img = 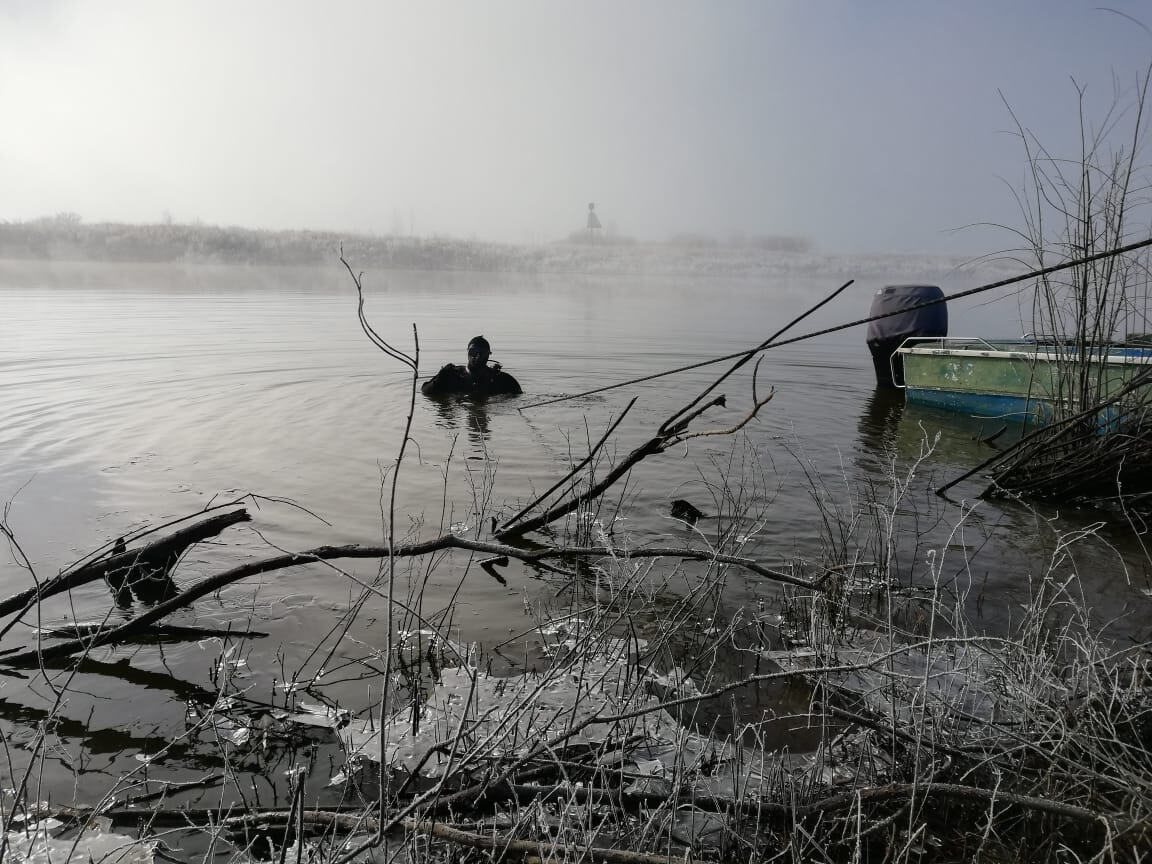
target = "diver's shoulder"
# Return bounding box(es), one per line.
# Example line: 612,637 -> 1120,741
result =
421,363 -> 467,395
492,369 -> 522,395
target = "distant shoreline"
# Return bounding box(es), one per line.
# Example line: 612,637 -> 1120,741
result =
0,218 -> 1006,280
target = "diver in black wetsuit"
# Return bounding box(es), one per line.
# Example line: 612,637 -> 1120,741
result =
421,335 -> 522,397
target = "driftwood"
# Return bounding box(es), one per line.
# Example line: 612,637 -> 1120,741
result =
0,508 -> 250,631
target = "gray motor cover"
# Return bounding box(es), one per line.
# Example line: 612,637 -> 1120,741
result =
866,284 -> 947,344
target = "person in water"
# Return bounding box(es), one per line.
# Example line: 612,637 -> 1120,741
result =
421,335 -> 522,397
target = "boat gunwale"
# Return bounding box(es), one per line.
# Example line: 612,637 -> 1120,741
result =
896,339 -> 1152,366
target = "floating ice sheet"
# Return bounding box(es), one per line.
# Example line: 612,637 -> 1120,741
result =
3,818 -> 154,864
766,630 -> 1021,726
338,652 -> 683,775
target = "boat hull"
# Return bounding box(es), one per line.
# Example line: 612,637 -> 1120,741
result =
902,387 -> 1052,420
897,341 -> 1152,425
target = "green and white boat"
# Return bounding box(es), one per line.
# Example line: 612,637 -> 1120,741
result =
892,337 -> 1152,424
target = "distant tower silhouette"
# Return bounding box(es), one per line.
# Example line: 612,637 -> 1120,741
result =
586,202 -> 602,240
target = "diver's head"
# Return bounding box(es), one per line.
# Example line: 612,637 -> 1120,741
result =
467,335 -> 491,373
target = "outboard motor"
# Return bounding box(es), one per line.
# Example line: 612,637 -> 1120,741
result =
866,284 -> 947,386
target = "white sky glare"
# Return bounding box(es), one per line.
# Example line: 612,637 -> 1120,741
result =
1,0 -> 1150,253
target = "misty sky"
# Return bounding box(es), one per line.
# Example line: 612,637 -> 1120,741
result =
1,0 -> 1150,253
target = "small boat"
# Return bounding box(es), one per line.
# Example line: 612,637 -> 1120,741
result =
892,337 -> 1152,424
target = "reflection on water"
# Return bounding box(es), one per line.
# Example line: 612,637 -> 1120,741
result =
855,386 -> 905,463
428,393 -> 496,453
855,384 -> 1031,479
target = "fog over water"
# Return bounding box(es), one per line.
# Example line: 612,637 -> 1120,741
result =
1,1 -> 1150,253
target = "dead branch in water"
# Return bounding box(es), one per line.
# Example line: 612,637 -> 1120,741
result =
936,366 -> 1152,498
0,532 -> 814,666
498,328 -> 780,539
0,507 -> 250,635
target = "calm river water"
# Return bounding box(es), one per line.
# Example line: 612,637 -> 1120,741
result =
0,258 -> 1148,806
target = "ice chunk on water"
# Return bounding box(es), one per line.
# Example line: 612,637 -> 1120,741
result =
3,819 -> 154,864
339,655 -> 680,776
275,701 -> 349,729
647,667 -> 701,698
